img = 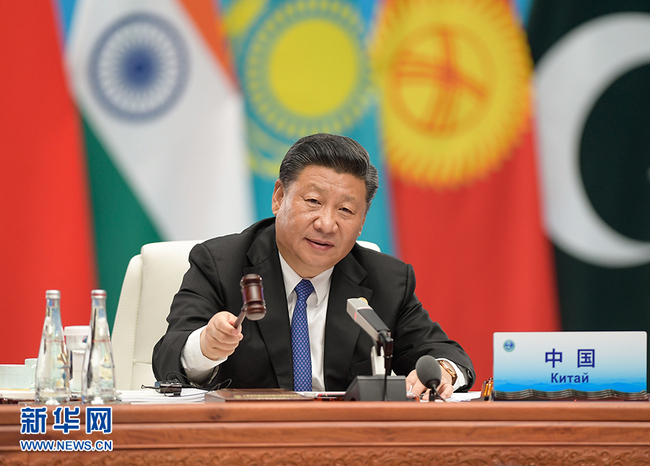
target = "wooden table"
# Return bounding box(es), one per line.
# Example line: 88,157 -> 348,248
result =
1,400 -> 650,465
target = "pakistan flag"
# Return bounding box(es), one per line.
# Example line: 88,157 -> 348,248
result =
528,0 -> 650,387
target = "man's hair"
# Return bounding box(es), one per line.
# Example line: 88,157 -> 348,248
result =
279,133 -> 379,209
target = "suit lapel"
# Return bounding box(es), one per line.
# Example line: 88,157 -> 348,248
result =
244,224 -> 294,390
324,249 -> 373,389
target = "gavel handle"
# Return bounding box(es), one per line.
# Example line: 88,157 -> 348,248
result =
233,311 -> 246,329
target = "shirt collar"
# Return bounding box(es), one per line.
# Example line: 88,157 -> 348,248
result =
278,252 -> 333,306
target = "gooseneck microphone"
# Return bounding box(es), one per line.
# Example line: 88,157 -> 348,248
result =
346,298 -> 394,401
415,355 -> 446,402
346,298 -> 392,349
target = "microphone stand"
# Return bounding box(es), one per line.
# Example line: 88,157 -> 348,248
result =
378,330 -> 393,402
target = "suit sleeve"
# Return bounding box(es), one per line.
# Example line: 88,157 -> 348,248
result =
152,243 -> 226,384
391,264 -> 476,390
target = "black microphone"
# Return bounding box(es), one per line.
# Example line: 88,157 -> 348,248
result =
415,355 -> 446,401
415,355 -> 442,388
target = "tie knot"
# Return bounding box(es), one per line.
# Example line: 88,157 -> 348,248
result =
295,279 -> 314,302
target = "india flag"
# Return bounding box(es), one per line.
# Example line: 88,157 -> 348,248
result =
66,0 -> 253,320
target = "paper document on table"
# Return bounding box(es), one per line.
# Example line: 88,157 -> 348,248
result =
420,391 -> 481,403
447,391 -> 482,402
0,389 -> 35,402
118,388 -> 207,404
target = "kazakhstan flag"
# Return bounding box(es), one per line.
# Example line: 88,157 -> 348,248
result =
221,0 -> 394,253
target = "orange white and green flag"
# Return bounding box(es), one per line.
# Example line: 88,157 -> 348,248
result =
65,0 -> 254,321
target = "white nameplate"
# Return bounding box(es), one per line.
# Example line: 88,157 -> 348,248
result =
493,331 -> 647,393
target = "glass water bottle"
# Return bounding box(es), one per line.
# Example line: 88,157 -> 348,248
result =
82,290 -> 117,404
34,290 -> 71,404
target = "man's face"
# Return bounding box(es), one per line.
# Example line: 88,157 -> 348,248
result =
272,165 -> 368,278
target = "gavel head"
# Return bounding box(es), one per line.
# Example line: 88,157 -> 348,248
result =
240,274 -> 266,321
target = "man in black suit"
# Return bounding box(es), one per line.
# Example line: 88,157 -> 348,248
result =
153,133 -> 474,398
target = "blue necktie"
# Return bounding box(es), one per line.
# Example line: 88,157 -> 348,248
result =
291,279 -> 314,391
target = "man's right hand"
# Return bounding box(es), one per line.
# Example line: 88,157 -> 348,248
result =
199,311 -> 243,360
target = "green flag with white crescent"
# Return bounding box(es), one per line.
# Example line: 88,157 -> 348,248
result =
528,0 -> 650,386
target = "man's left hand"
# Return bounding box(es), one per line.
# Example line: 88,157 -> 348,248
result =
405,367 -> 454,401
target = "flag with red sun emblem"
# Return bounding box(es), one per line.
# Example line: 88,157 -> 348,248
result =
372,0 -> 560,387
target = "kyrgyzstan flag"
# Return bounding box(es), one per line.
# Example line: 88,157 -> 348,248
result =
372,0 -> 559,386
0,3 -> 97,362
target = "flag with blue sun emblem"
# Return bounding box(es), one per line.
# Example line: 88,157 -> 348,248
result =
65,0 -> 254,317
220,0 -> 394,253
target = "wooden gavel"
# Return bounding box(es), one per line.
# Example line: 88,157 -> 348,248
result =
233,273 -> 266,327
